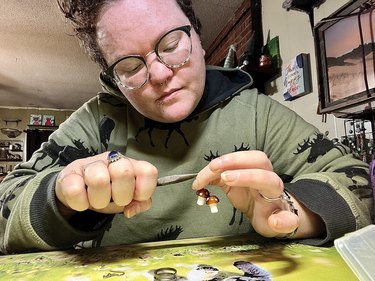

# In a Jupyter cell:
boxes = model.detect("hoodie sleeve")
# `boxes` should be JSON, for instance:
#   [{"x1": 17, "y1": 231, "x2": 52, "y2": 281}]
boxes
[
  {"x1": 254, "y1": 92, "x2": 373, "y2": 245},
  {"x1": 0, "y1": 96, "x2": 116, "y2": 254}
]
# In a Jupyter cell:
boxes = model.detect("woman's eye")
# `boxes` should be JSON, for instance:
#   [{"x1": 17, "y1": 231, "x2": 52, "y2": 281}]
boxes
[
  {"x1": 160, "y1": 38, "x2": 180, "y2": 53},
  {"x1": 118, "y1": 63, "x2": 143, "y2": 77},
  {"x1": 128, "y1": 64, "x2": 143, "y2": 74}
]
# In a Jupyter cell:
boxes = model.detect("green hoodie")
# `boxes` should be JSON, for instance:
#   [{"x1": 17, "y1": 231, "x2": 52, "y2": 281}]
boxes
[{"x1": 0, "y1": 66, "x2": 373, "y2": 254}]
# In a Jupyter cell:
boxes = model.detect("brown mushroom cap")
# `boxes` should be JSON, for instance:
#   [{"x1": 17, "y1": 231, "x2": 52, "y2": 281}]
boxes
[
  {"x1": 196, "y1": 188, "x2": 210, "y2": 198},
  {"x1": 206, "y1": 195, "x2": 220, "y2": 204}
]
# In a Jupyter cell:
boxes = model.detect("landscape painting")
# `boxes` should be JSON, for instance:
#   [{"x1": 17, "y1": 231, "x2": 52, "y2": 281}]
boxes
[
  {"x1": 314, "y1": 0, "x2": 375, "y2": 116},
  {"x1": 325, "y1": 9, "x2": 375, "y2": 102}
]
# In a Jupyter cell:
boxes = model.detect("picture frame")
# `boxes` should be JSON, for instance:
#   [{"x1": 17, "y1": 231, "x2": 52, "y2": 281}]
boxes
[
  {"x1": 282, "y1": 53, "x2": 312, "y2": 101},
  {"x1": 29, "y1": 114, "x2": 42, "y2": 125},
  {"x1": 42, "y1": 115, "x2": 55, "y2": 126},
  {"x1": 314, "y1": 0, "x2": 375, "y2": 118}
]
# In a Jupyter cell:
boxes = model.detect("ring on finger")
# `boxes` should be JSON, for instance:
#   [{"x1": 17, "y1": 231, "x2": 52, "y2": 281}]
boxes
[
  {"x1": 108, "y1": 150, "x2": 122, "y2": 164},
  {"x1": 259, "y1": 191, "x2": 298, "y2": 215},
  {"x1": 259, "y1": 192, "x2": 283, "y2": 202},
  {"x1": 260, "y1": 190, "x2": 299, "y2": 239},
  {"x1": 277, "y1": 228, "x2": 298, "y2": 239}
]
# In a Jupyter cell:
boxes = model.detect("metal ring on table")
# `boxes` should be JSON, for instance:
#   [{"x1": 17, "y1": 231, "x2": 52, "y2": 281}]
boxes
[{"x1": 154, "y1": 267, "x2": 177, "y2": 280}]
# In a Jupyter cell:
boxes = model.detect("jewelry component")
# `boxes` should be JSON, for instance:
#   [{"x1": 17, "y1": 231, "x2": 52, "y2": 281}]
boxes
[
  {"x1": 108, "y1": 150, "x2": 121, "y2": 164},
  {"x1": 206, "y1": 195, "x2": 220, "y2": 213},
  {"x1": 196, "y1": 189, "x2": 210, "y2": 206}
]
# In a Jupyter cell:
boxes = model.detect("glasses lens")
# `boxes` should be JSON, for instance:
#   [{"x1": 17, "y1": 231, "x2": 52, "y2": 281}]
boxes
[
  {"x1": 113, "y1": 57, "x2": 148, "y2": 89},
  {"x1": 110, "y1": 27, "x2": 192, "y2": 89},
  {"x1": 157, "y1": 29, "x2": 192, "y2": 67}
]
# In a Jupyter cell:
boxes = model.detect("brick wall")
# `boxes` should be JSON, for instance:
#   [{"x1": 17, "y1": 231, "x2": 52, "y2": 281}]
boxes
[{"x1": 205, "y1": 0, "x2": 263, "y2": 67}]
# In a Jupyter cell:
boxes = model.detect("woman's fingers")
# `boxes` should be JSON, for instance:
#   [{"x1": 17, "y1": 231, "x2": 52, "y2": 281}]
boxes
[
  {"x1": 268, "y1": 210, "x2": 299, "y2": 238},
  {"x1": 191, "y1": 150, "x2": 300, "y2": 239},
  {"x1": 192, "y1": 150, "x2": 273, "y2": 191},
  {"x1": 56, "y1": 171, "x2": 89, "y2": 211},
  {"x1": 56, "y1": 151, "x2": 158, "y2": 215},
  {"x1": 123, "y1": 199, "x2": 152, "y2": 218},
  {"x1": 131, "y1": 160, "x2": 158, "y2": 201},
  {"x1": 107, "y1": 156, "x2": 135, "y2": 206},
  {"x1": 83, "y1": 160, "x2": 112, "y2": 209},
  {"x1": 209, "y1": 150, "x2": 273, "y2": 172},
  {"x1": 221, "y1": 168, "x2": 284, "y2": 199}
]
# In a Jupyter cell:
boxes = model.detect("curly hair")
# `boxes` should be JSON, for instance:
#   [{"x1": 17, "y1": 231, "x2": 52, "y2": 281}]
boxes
[{"x1": 57, "y1": 0, "x2": 202, "y2": 70}]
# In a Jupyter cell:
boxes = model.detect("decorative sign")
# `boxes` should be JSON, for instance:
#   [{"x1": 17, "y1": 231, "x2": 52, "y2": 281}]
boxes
[{"x1": 282, "y1": 53, "x2": 312, "y2": 101}]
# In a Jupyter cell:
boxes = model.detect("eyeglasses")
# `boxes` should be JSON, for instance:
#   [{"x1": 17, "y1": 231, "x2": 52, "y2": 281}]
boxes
[{"x1": 103, "y1": 25, "x2": 192, "y2": 90}]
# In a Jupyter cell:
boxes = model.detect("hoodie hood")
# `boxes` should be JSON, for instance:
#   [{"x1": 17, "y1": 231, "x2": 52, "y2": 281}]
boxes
[{"x1": 99, "y1": 65, "x2": 253, "y2": 117}]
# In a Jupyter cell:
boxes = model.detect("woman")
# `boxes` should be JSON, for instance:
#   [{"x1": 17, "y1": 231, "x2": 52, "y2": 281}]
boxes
[{"x1": 0, "y1": 0, "x2": 372, "y2": 254}]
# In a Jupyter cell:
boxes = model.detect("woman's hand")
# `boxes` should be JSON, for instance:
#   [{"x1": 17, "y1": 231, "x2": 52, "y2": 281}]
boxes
[
  {"x1": 192, "y1": 150, "x2": 325, "y2": 239},
  {"x1": 55, "y1": 151, "x2": 158, "y2": 219}
]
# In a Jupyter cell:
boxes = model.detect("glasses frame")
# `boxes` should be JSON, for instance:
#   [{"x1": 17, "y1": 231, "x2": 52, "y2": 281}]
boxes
[{"x1": 102, "y1": 25, "x2": 192, "y2": 90}]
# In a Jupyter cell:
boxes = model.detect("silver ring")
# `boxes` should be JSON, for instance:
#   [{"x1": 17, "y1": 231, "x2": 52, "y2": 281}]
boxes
[
  {"x1": 259, "y1": 191, "x2": 298, "y2": 215},
  {"x1": 260, "y1": 190, "x2": 299, "y2": 239},
  {"x1": 154, "y1": 267, "x2": 177, "y2": 280},
  {"x1": 259, "y1": 192, "x2": 283, "y2": 202},
  {"x1": 277, "y1": 228, "x2": 298, "y2": 239},
  {"x1": 108, "y1": 150, "x2": 121, "y2": 164}
]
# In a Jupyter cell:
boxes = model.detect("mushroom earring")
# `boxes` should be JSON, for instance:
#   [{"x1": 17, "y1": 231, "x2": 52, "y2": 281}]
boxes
[
  {"x1": 196, "y1": 189, "x2": 210, "y2": 205},
  {"x1": 206, "y1": 195, "x2": 220, "y2": 213}
]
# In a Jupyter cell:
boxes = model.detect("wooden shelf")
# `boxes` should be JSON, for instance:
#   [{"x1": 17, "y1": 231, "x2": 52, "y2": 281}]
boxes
[
  {"x1": 2, "y1": 118, "x2": 22, "y2": 126},
  {"x1": 27, "y1": 125, "x2": 58, "y2": 128}
]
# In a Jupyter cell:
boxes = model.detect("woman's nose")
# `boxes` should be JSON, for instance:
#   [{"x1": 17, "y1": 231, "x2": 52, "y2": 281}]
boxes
[{"x1": 147, "y1": 55, "x2": 173, "y2": 86}]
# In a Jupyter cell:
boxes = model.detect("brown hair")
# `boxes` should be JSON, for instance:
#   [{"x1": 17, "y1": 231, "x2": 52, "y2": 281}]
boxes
[{"x1": 57, "y1": 0, "x2": 201, "y2": 70}]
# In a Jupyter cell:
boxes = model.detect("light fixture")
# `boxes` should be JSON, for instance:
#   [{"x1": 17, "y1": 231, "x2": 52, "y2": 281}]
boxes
[{"x1": 1, "y1": 128, "x2": 22, "y2": 138}]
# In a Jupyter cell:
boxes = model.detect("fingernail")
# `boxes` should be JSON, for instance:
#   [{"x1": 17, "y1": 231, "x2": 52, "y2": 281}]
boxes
[
  {"x1": 273, "y1": 218, "x2": 281, "y2": 229},
  {"x1": 221, "y1": 171, "x2": 239, "y2": 182},
  {"x1": 125, "y1": 209, "x2": 136, "y2": 218}
]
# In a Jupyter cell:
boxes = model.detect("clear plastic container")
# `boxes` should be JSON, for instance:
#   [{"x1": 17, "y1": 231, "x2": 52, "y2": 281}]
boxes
[{"x1": 335, "y1": 224, "x2": 375, "y2": 281}]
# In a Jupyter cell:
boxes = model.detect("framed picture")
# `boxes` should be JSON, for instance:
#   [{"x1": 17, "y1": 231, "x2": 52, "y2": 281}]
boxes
[
  {"x1": 42, "y1": 115, "x2": 55, "y2": 126},
  {"x1": 29, "y1": 114, "x2": 42, "y2": 125},
  {"x1": 314, "y1": 0, "x2": 375, "y2": 117},
  {"x1": 282, "y1": 53, "x2": 312, "y2": 101}
]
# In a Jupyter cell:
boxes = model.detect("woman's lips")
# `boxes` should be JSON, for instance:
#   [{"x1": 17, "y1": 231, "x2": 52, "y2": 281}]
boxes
[{"x1": 157, "y1": 88, "x2": 180, "y2": 102}]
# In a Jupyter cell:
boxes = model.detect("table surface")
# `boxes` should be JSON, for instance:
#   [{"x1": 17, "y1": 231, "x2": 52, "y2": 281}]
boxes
[{"x1": 0, "y1": 234, "x2": 357, "y2": 281}]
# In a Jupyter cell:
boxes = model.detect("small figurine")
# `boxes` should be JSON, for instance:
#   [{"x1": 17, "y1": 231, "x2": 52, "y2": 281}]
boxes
[
  {"x1": 259, "y1": 54, "x2": 273, "y2": 69},
  {"x1": 196, "y1": 189, "x2": 210, "y2": 206},
  {"x1": 206, "y1": 196, "x2": 220, "y2": 213}
]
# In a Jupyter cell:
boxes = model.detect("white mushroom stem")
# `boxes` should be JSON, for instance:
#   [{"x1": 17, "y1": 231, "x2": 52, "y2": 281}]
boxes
[
  {"x1": 197, "y1": 196, "x2": 206, "y2": 206},
  {"x1": 209, "y1": 203, "x2": 218, "y2": 213}
]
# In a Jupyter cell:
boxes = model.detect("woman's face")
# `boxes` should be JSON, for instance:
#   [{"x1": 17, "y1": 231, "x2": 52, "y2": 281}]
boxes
[{"x1": 96, "y1": 0, "x2": 206, "y2": 123}]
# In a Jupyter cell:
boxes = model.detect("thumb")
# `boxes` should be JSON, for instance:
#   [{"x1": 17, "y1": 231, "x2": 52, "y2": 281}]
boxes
[{"x1": 268, "y1": 210, "x2": 299, "y2": 238}]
